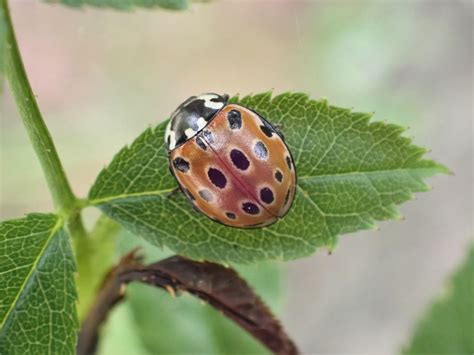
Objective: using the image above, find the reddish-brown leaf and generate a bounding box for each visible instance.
[78,251,298,355]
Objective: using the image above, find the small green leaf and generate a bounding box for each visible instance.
[403,243,474,354]
[0,213,78,355]
[43,0,189,10]
[89,92,448,263]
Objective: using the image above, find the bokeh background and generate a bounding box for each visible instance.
[1,0,472,353]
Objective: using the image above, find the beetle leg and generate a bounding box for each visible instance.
[167,187,182,199]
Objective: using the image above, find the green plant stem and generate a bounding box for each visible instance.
[2,0,77,215]
[1,0,108,318]
[76,215,121,320]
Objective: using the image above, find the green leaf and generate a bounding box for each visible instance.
[89,92,448,263]
[403,243,474,354]
[43,0,189,10]
[98,231,281,354]
[0,213,78,355]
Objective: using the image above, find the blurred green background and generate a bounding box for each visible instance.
[1,0,472,353]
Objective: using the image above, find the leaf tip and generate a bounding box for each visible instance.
[327,236,338,252]
[394,212,405,221]
[436,163,452,175]
[320,97,329,105]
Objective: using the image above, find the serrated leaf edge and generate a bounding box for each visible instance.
[88,92,449,263]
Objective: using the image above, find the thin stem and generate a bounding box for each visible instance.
[76,215,121,320]
[2,0,123,330]
[2,0,76,214]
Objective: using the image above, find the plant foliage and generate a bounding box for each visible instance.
[89,92,448,263]
[403,244,474,354]
[0,214,78,355]
[1,0,453,351]
[43,0,189,10]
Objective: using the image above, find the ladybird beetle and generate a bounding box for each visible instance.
[165,93,296,228]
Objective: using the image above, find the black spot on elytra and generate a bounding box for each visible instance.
[173,157,190,173]
[208,168,227,188]
[254,141,268,160]
[195,136,207,150]
[242,202,260,215]
[199,189,213,202]
[286,155,293,170]
[260,125,273,138]
[260,187,274,204]
[184,188,195,201]
[226,212,237,220]
[227,110,242,130]
[202,129,214,144]
[284,189,291,205]
[275,170,283,183]
[230,149,250,170]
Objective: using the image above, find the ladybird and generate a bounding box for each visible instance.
[165,93,296,228]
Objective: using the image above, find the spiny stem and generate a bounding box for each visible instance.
[2,0,79,216]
